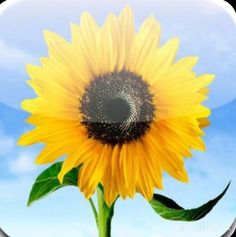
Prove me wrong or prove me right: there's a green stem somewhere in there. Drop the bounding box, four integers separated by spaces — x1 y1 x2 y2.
97 187 115 237
89 198 98 227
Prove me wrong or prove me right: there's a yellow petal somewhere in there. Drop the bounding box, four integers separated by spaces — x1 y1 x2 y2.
117 6 135 71
96 14 118 73
147 38 180 81
127 16 160 73
58 140 102 183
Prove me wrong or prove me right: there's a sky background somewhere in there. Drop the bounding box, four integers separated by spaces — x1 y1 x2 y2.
0 0 235 236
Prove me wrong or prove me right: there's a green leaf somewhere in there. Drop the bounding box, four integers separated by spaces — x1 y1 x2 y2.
28 162 79 206
150 182 230 221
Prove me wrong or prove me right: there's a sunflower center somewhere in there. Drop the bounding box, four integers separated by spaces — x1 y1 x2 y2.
80 71 155 145
104 97 131 122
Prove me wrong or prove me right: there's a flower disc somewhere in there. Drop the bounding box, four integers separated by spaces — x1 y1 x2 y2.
80 70 155 145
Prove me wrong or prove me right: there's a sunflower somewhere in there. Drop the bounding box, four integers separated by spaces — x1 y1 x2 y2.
18 6 214 206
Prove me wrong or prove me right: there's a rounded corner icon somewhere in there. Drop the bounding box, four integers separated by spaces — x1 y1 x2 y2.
221 218 236 237
0 228 10 237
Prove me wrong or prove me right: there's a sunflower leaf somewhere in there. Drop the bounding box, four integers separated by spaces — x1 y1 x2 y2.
28 162 79 206
149 182 230 221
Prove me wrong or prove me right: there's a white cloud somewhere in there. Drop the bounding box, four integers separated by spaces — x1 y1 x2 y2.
0 177 31 200
0 134 14 156
188 134 236 183
0 39 34 70
9 152 36 175
0 126 14 156
0 125 36 176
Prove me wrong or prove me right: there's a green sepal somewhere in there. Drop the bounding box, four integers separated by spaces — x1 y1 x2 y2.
149 182 230 221
27 162 79 206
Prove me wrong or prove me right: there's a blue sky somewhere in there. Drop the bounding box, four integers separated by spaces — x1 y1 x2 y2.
0 0 236 236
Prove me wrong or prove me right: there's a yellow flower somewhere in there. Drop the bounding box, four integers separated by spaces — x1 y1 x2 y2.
18 6 214 206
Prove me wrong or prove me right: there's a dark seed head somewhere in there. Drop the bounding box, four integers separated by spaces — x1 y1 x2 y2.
80 71 155 145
